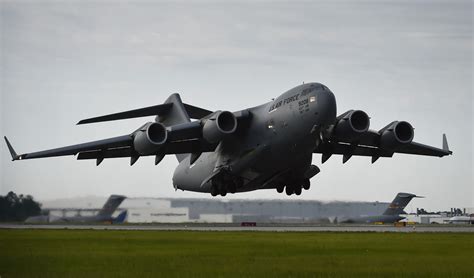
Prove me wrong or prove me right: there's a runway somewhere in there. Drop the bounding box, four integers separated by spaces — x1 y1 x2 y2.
1 223 473 233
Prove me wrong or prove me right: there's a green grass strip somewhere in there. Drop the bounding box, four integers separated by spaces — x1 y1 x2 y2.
0 230 473 277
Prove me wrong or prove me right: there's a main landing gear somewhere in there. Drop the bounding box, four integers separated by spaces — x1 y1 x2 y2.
210 173 243 197
277 179 311 196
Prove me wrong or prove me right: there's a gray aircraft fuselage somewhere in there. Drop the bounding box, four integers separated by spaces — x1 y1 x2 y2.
173 83 335 194
339 215 405 224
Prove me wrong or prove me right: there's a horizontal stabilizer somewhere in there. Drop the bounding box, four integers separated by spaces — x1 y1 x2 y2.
77 100 214 125
183 103 213 119
77 103 173 125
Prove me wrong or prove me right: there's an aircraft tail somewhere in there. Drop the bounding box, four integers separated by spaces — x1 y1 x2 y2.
96 195 126 218
383 192 422 216
75 93 213 162
113 210 128 223
160 94 192 162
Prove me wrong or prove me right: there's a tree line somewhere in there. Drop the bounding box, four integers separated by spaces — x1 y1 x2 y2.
0 191 42 222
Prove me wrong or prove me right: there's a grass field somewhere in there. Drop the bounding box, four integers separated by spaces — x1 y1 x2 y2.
0 230 473 277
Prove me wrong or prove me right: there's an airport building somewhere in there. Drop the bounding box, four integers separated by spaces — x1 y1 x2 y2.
125 198 390 223
41 196 473 224
42 197 389 223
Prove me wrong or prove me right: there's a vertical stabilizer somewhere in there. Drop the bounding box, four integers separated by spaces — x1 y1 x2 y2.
97 195 126 218
383 192 420 215
158 93 191 162
158 94 191 126
113 210 128 223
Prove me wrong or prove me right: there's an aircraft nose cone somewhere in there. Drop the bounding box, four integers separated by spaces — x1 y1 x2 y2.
315 88 337 126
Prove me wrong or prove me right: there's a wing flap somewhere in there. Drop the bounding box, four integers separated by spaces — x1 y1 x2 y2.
77 147 133 160
76 139 217 161
315 142 393 157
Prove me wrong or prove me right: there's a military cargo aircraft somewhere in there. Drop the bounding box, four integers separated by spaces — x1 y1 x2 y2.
336 192 422 224
25 194 127 223
5 83 452 196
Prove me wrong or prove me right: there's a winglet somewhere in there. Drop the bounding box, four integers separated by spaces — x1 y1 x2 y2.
4 136 19 161
442 134 452 155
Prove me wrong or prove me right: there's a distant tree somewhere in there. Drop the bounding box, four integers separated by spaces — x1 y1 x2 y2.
0 191 42 222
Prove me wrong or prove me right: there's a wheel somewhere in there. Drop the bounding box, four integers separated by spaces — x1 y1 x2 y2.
228 182 237 194
211 185 219 196
218 184 227 196
276 185 284 193
285 185 293 196
295 186 302 195
302 179 310 190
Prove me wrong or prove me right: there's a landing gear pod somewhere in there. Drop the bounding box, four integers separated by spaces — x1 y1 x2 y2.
133 122 168 155
202 111 238 143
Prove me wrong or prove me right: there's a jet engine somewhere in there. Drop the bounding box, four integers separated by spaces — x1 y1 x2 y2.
133 122 168 155
202 111 238 143
332 110 370 141
380 121 414 149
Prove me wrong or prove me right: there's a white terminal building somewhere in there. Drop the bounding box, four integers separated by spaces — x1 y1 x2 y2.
123 198 393 223
41 196 473 224
42 196 389 223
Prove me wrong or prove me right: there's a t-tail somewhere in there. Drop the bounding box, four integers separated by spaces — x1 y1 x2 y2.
159 94 192 162
76 93 213 163
383 192 423 216
96 195 126 218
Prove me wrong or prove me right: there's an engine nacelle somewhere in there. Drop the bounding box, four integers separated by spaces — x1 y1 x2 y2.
380 121 414 150
133 122 168 155
332 110 370 141
202 111 237 143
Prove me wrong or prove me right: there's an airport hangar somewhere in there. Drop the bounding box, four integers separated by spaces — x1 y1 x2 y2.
43 197 391 224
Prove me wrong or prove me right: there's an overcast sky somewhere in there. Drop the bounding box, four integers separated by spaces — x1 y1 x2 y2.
1 1 472 211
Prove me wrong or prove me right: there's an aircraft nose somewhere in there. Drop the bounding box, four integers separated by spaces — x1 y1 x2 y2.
315 88 337 126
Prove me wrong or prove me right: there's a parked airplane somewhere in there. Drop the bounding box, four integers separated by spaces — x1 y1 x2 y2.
25 195 127 223
336 192 422 224
448 216 474 225
5 83 451 196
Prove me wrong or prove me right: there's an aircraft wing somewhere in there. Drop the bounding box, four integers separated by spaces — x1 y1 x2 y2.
4 135 133 160
4 93 250 166
76 139 216 159
4 122 217 165
314 133 452 163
